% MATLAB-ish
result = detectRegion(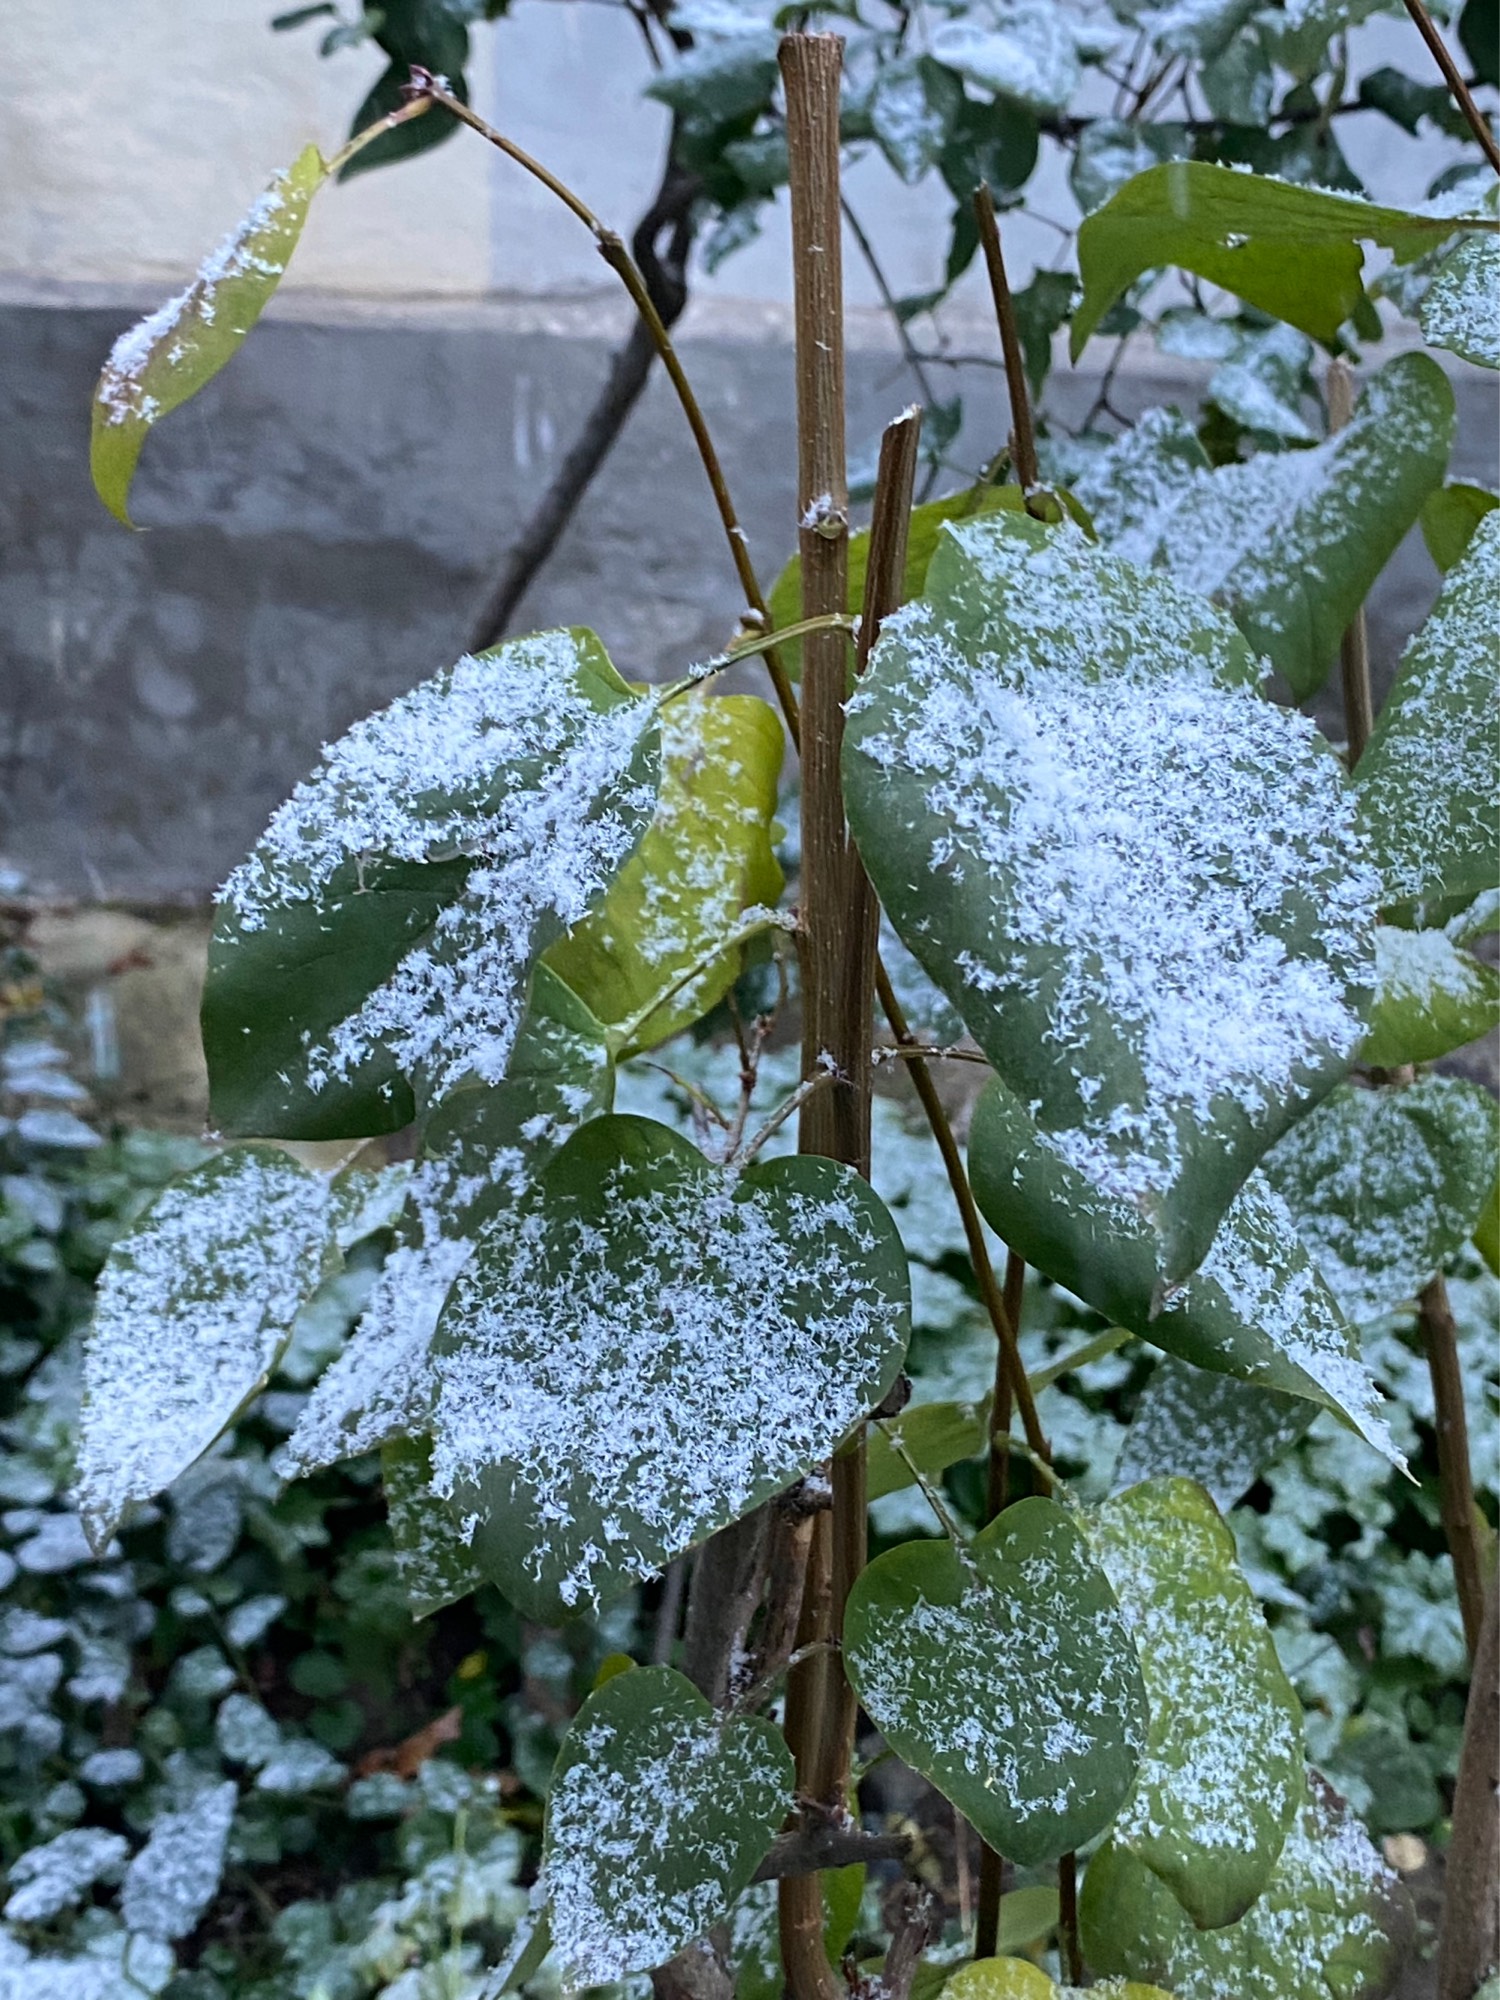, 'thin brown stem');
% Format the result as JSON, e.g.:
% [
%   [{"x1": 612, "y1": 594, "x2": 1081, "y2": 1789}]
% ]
[
  {"x1": 1326, "y1": 361, "x2": 1375, "y2": 767},
  {"x1": 972, "y1": 187, "x2": 1041, "y2": 498},
  {"x1": 1420, "y1": 1273, "x2": 1487, "y2": 1658},
  {"x1": 780, "y1": 36, "x2": 858, "y2": 2000},
  {"x1": 1400, "y1": 0, "x2": 1500, "y2": 175},
  {"x1": 1439, "y1": 1567, "x2": 1499, "y2": 1999},
  {"x1": 1058, "y1": 1852, "x2": 1084, "y2": 1984}
]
